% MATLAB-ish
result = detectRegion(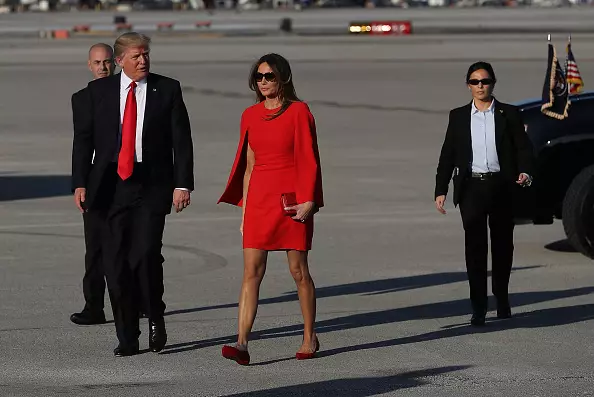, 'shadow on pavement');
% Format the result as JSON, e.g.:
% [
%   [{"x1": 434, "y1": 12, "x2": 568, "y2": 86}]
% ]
[
  {"x1": 0, "y1": 175, "x2": 70, "y2": 202},
  {"x1": 544, "y1": 239, "x2": 578, "y2": 254},
  {"x1": 220, "y1": 366, "x2": 471, "y2": 397},
  {"x1": 162, "y1": 286, "x2": 594, "y2": 357},
  {"x1": 164, "y1": 266, "x2": 540, "y2": 317}
]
